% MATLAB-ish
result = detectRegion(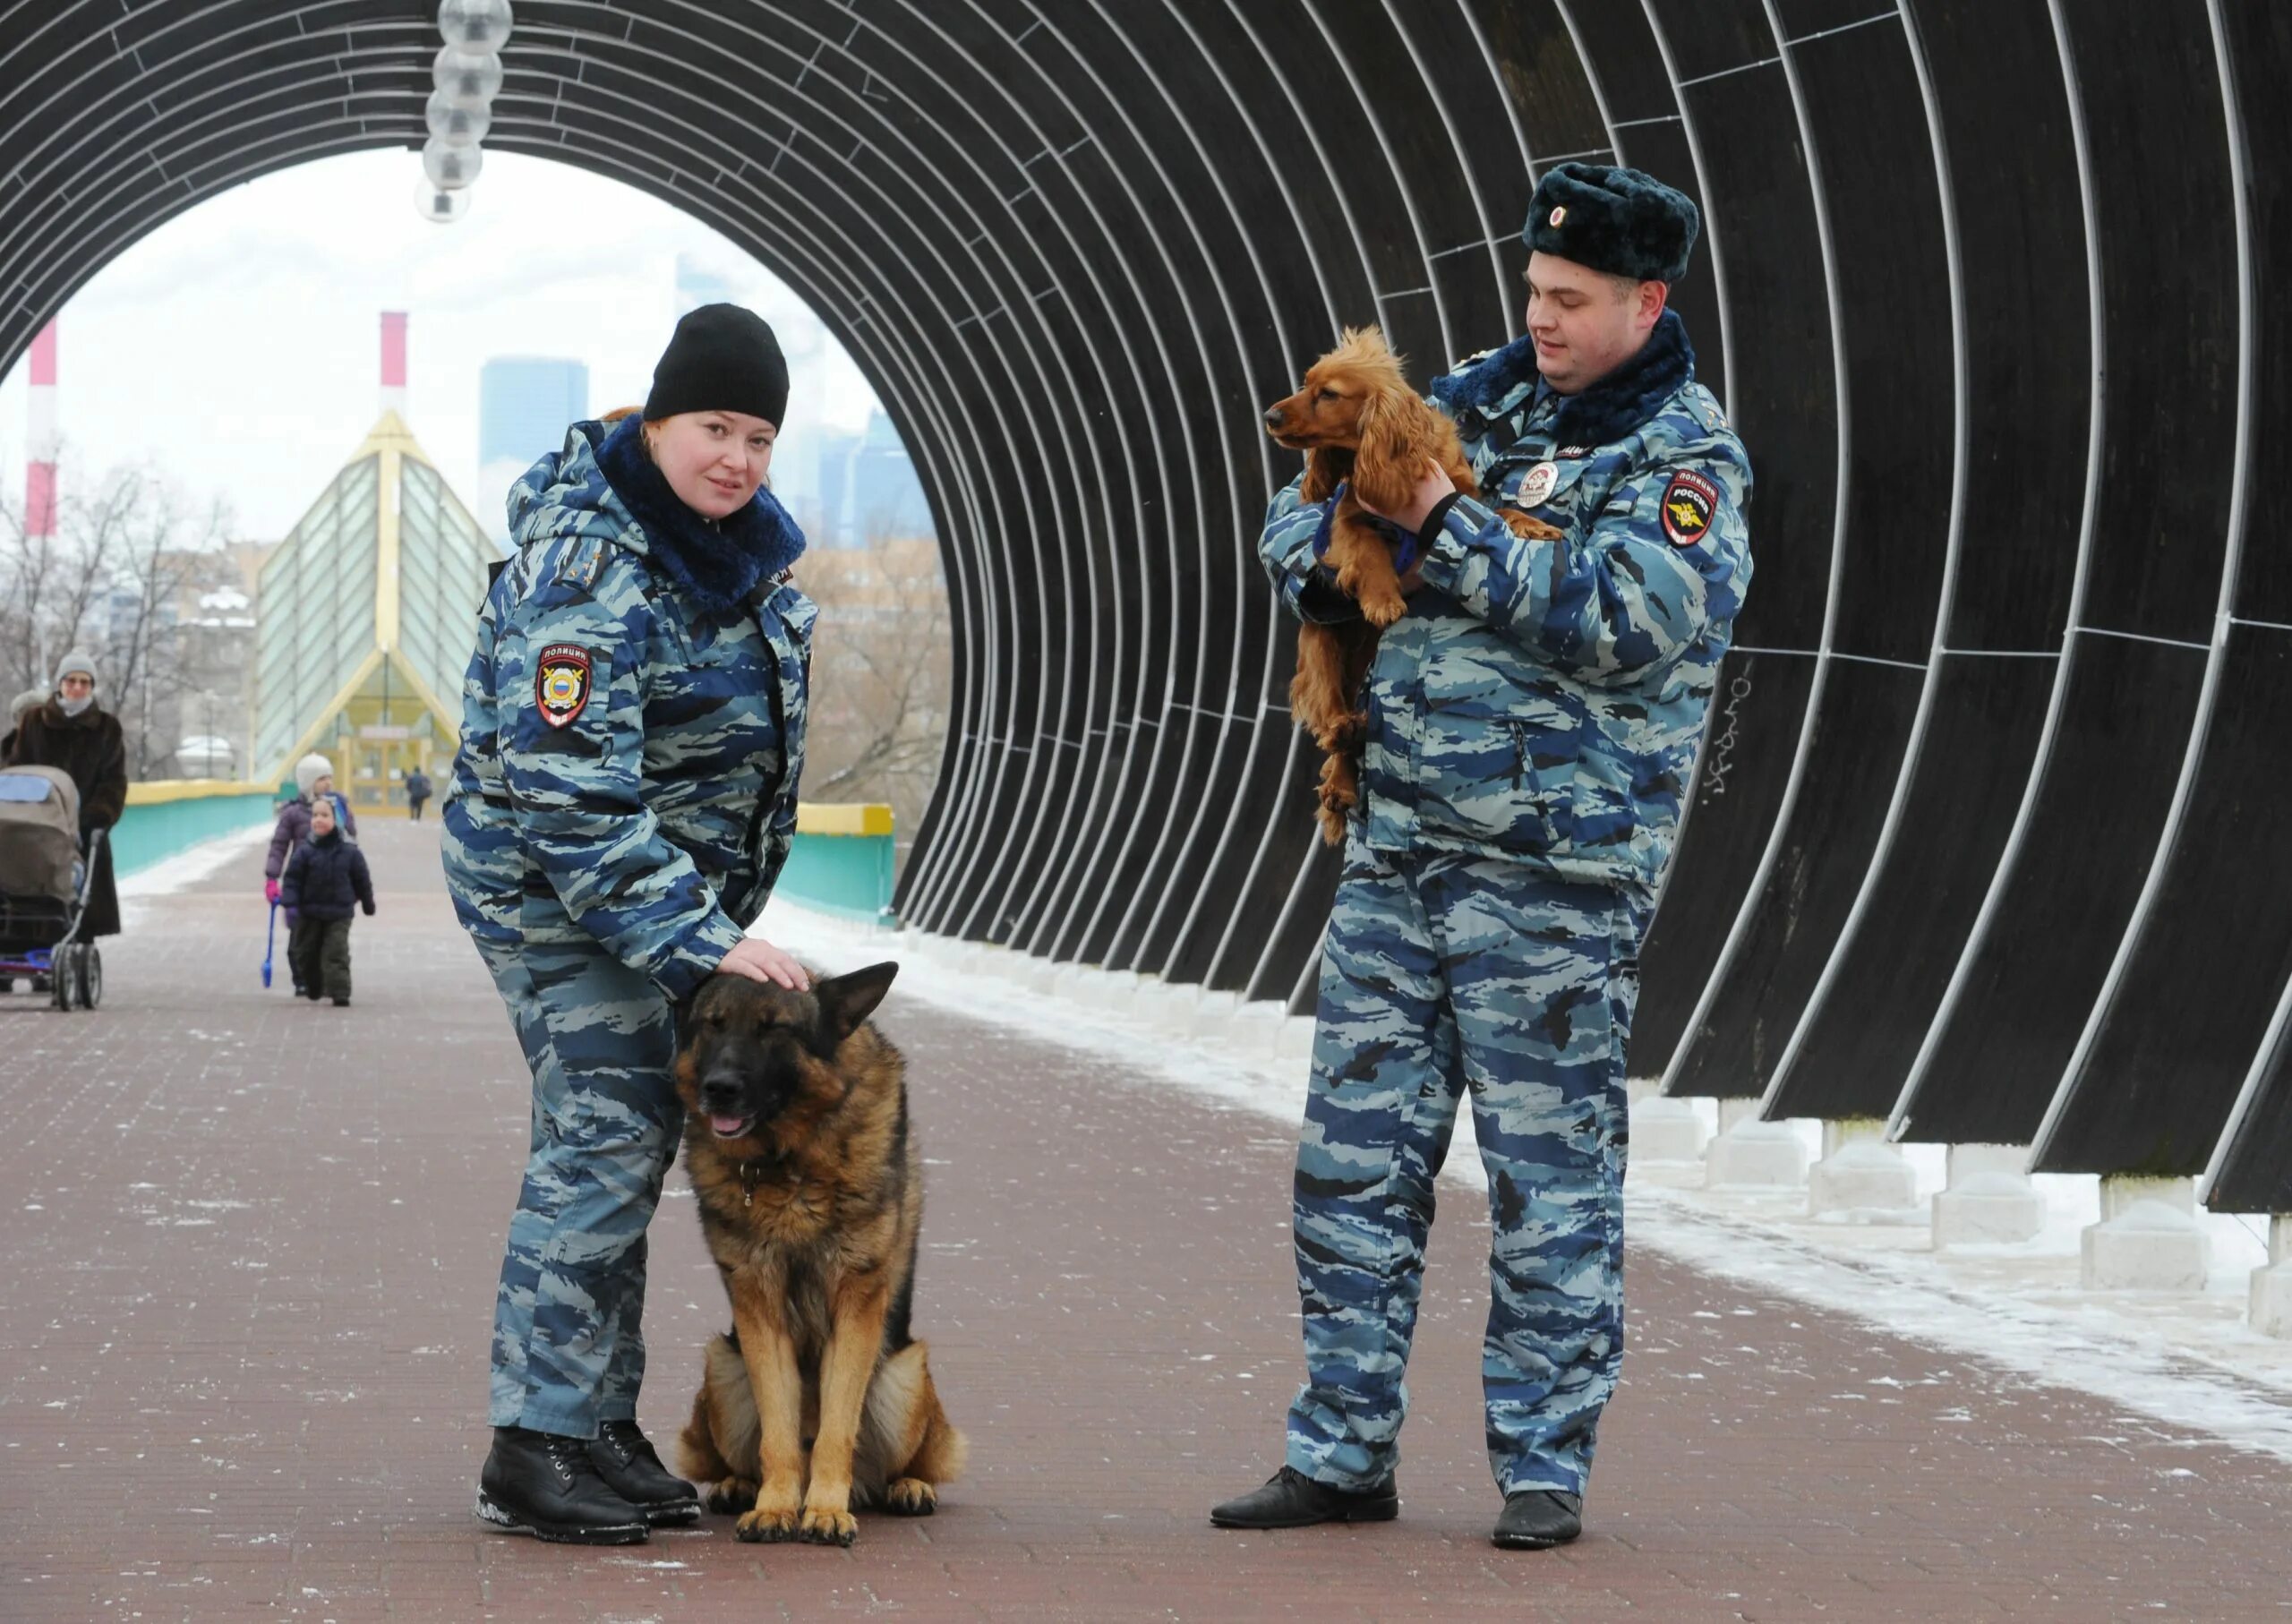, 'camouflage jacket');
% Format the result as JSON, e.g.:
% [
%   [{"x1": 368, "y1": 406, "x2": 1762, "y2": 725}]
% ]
[
  {"x1": 1260, "y1": 310, "x2": 1751, "y2": 900},
  {"x1": 441, "y1": 418, "x2": 814, "y2": 997}
]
